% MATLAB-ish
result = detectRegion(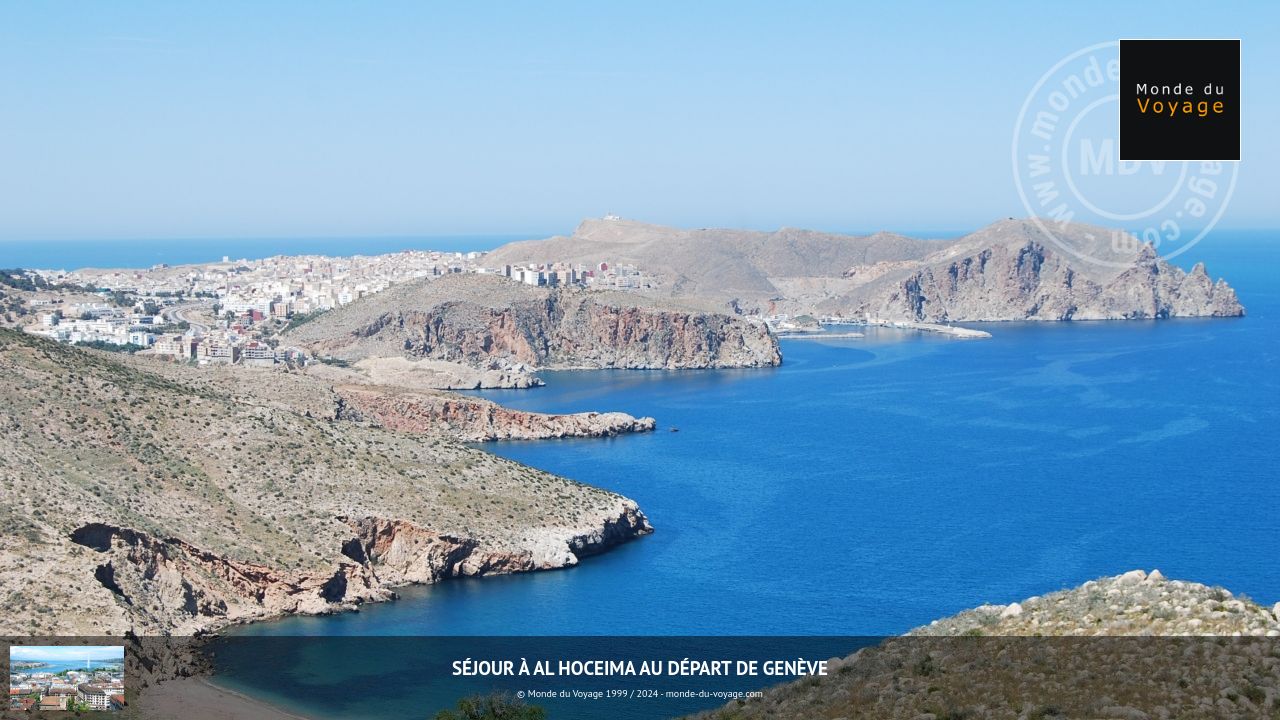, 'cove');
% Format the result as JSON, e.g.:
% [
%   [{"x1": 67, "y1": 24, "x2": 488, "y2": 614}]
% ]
[{"x1": 224, "y1": 233, "x2": 1279, "y2": 718}]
